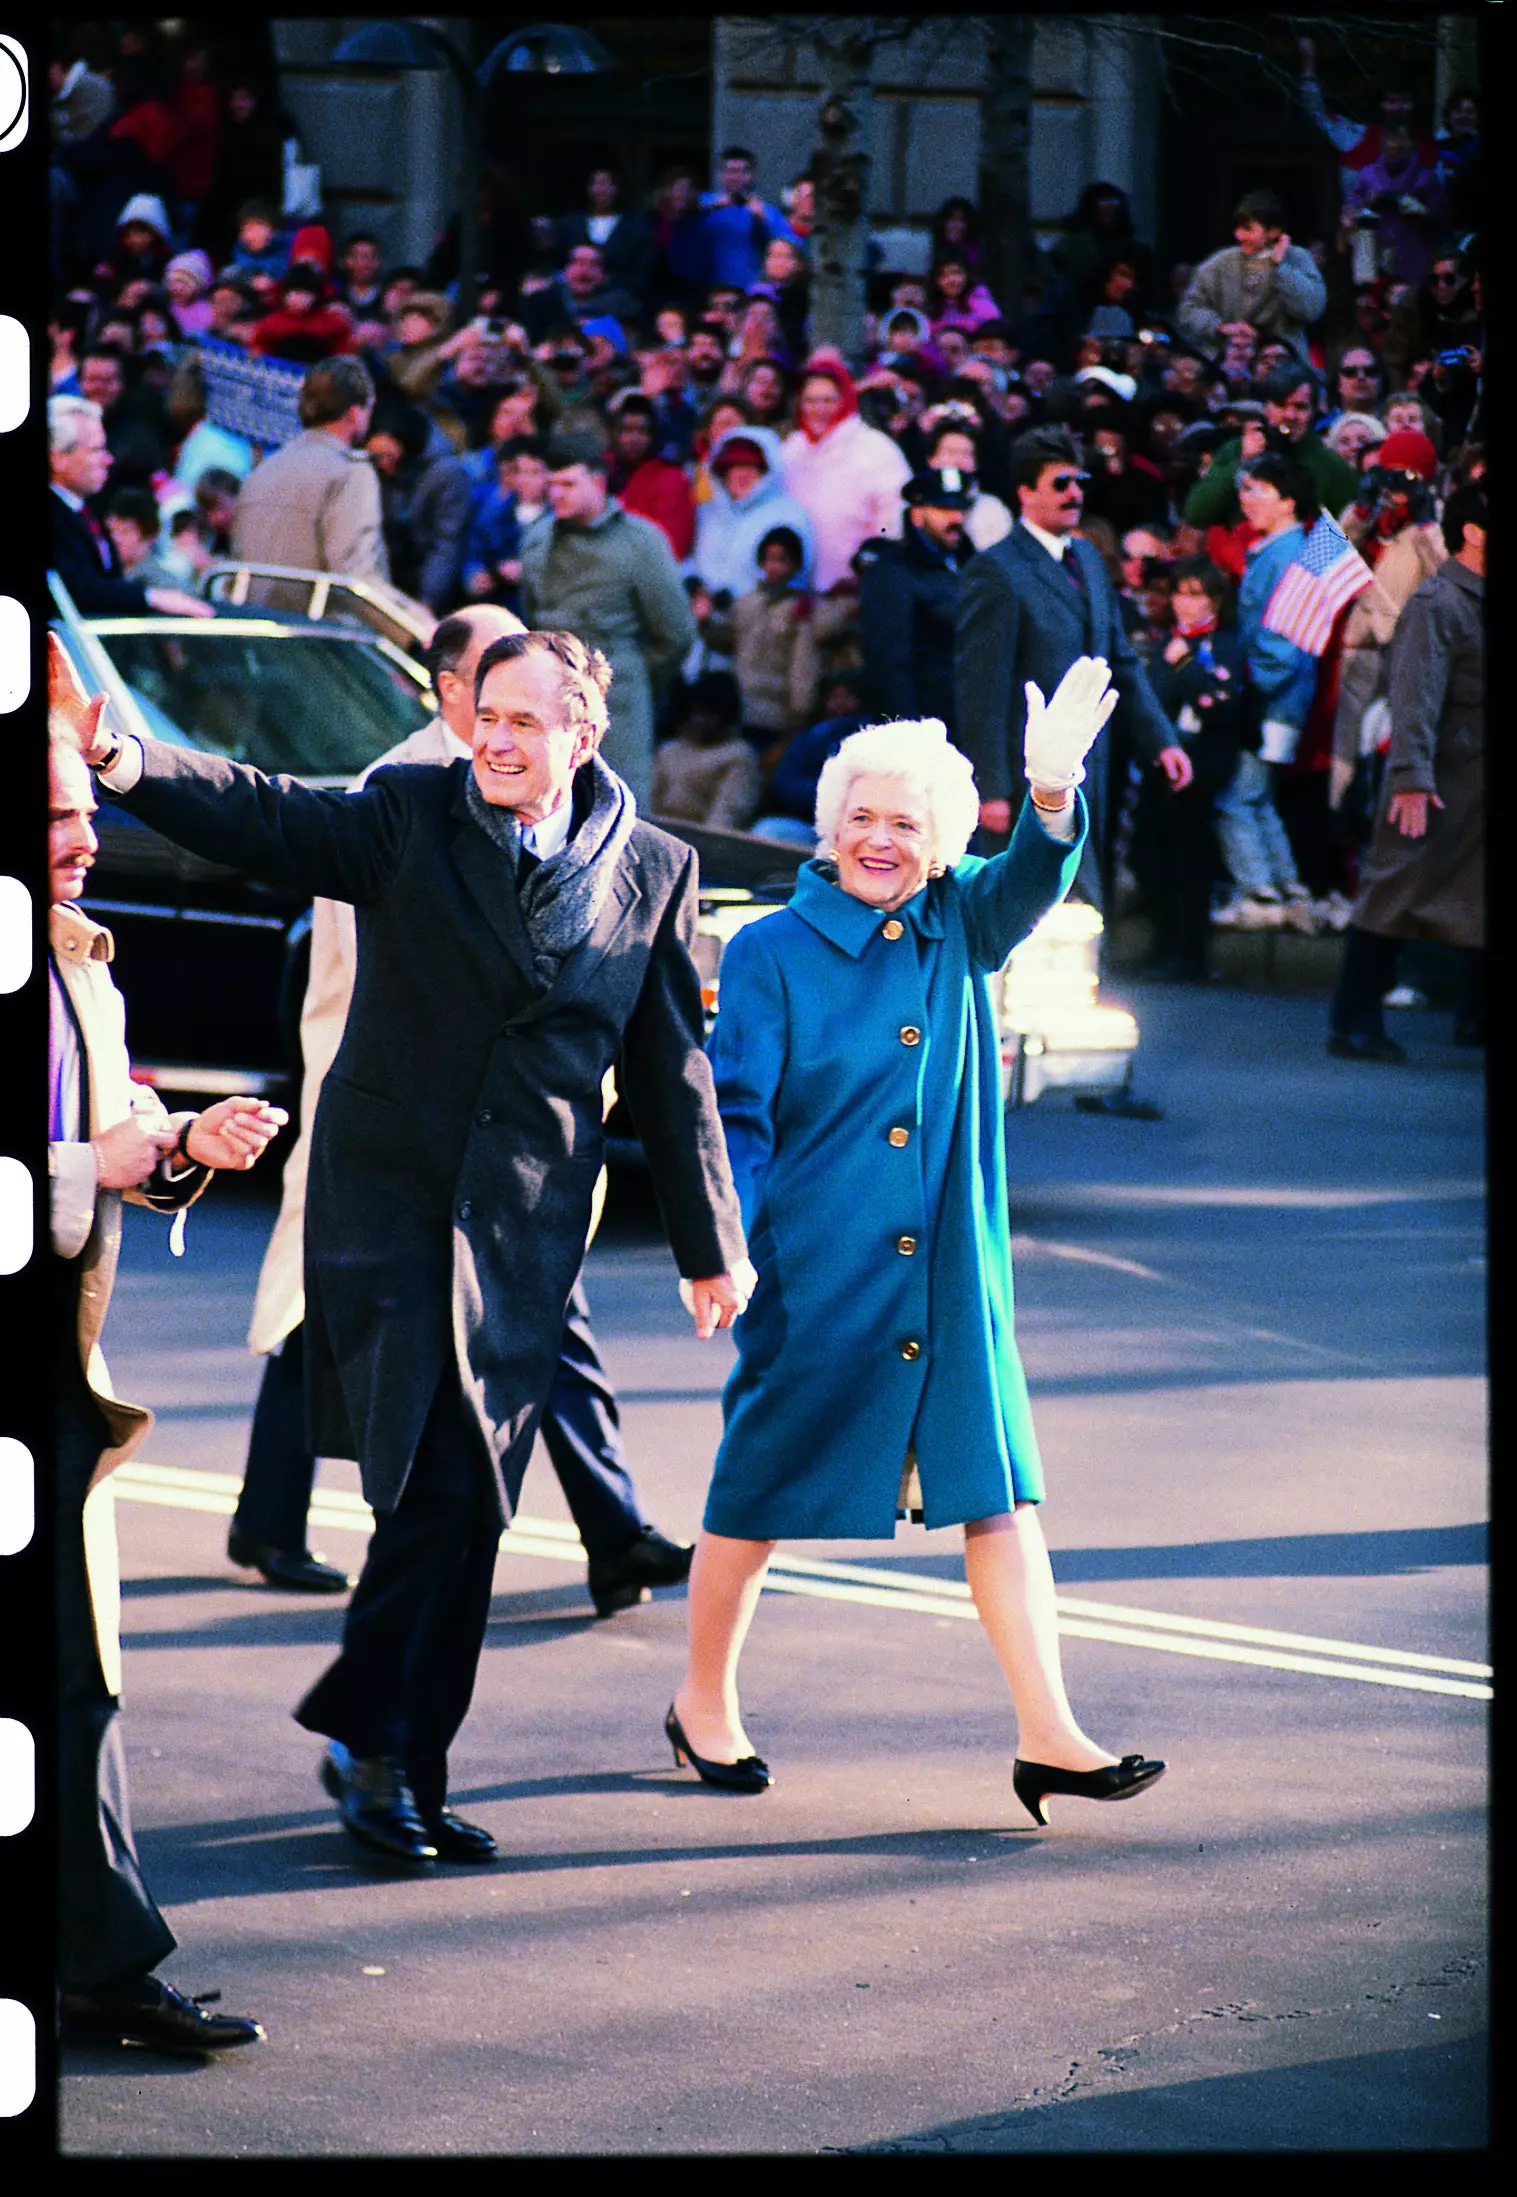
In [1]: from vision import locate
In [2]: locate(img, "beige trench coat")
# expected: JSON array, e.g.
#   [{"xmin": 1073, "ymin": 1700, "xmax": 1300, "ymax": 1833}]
[
  {"xmin": 1330, "ymin": 517, "xmax": 1446, "ymax": 804},
  {"xmin": 51, "ymin": 903, "xmax": 209, "ymax": 1689}
]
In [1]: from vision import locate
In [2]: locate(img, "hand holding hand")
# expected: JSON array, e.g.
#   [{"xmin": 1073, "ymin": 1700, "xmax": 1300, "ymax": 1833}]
[
  {"xmin": 1022, "ymin": 655, "xmax": 1118, "ymax": 792},
  {"xmin": 183, "ymin": 1098, "xmax": 289, "ymax": 1171},
  {"xmin": 680, "ymin": 1259, "xmax": 757, "ymax": 1339}
]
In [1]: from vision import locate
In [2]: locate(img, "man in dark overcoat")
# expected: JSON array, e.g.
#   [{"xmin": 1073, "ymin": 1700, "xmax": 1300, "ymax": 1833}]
[
  {"xmin": 856, "ymin": 466, "xmax": 976, "ymax": 733},
  {"xmin": 1328, "ymin": 481, "xmax": 1485, "ymax": 1059},
  {"xmin": 953, "ymin": 425, "xmax": 1193, "ymax": 911},
  {"xmin": 84, "ymin": 629, "xmax": 751, "ymax": 1871}
]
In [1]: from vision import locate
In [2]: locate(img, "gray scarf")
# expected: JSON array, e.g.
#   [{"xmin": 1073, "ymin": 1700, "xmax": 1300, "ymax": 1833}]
[{"xmin": 465, "ymin": 753, "xmax": 637, "ymax": 988}]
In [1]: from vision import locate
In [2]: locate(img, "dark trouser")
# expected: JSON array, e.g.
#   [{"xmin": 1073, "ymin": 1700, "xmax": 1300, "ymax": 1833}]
[
  {"xmin": 1331, "ymin": 925, "xmax": 1486, "ymax": 1039},
  {"xmin": 236, "ymin": 1278, "xmax": 647, "ymax": 1563},
  {"xmin": 1147, "ymin": 772, "xmax": 1228, "ymax": 974},
  {"xmin": 293, "ymin": 1376, "xmax": 503, "ymax": 1819},
  {"xmin": 56, "ymin": 1319, "xmax": 176, "ymax": 1993}
]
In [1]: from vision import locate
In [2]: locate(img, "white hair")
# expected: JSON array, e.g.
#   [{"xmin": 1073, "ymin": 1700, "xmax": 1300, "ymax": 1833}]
[
  {"xmin": 49, "ymin": 394, "xmax": 103, "ymax": 456},
  {"xmin": 814, "ymin": 718, "xmax": 981, "ymax": 869},
  {"xmin": 1323, "ymin": 410, "xmax": 1387, "ymax": 457}
]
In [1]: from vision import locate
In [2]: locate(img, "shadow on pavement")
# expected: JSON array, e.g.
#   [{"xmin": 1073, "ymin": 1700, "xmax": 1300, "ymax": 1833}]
[{"xmin": 851, "ymin": 2031, "xmax": 1489, "ymax": 2153}]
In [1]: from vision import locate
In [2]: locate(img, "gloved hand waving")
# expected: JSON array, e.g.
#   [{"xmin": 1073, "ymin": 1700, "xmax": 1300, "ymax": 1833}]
[{"xmin": 1022, "ymin": 655, "xmax": 1118, "ymax": 793}]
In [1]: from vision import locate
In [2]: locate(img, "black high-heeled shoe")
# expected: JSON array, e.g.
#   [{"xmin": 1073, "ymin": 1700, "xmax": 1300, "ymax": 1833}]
[
  {"xmin": 1013, "ymin": 1753, "xmax": 1165, "ymax": 1827},
  {"xmin": 665, "ymin": 1705, "xmax": 772, "ymax": 1794}
]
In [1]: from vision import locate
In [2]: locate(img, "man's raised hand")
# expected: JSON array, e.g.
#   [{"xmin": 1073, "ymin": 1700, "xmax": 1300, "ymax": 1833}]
[{"xmin": 47, "ymin": 633, "xmax": 112, "ymax": 762}]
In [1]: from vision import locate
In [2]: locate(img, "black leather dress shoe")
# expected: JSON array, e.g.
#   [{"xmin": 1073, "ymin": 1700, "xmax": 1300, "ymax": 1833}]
[
  {"xmin": 587, "ymin": 1525, "xmax": 694, "ymax": 1617},
  {"xmin": 320, "ymin": 1743, "xmax": 437, "ymax": 1870},
  {"xmin": 420, "ymin": 1808, "xmax": 499, "ymax": 1862},
  {"xmin": 61, "ymin": 1975, "xmax": 265, "ymax": 2056},
  {"xmin": 1326, "ymin": 1032, "xmax": 1407, "ymax": 1064},
  {"xmin": 228, "ymin": 1523, "xmax": 353, "ymax": 1593}
]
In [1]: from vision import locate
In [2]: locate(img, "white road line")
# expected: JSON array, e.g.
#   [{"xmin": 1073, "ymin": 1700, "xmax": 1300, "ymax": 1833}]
[{"xmin": 113, "ymin": 1463, "xmax": 1490, "ymax": 1701}]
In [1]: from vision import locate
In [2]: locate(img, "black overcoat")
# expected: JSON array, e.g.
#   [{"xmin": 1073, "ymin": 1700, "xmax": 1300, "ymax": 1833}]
[
  {"xmin": 953, "ymin": 524, "xmax": 1174, "ymax": 903},
  {"xmin": 113, "ymin": 745, "xmax": 747, "ymax": 1519}
]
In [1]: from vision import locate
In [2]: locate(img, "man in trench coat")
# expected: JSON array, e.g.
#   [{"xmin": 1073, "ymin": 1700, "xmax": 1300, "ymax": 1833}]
[
  {"xmin": 84, "ymin": 628, "xmax": 751, "ymax": 1871},
  {"xmin": 1328, "ymin": 480, "xmax": 1485, "ymax": 1060}
]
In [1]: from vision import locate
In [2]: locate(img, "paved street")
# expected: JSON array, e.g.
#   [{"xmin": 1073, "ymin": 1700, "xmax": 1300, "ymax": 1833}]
[{"xmin": 57, "ymin": 980, "xmax": 1487, "ymax": 2156}]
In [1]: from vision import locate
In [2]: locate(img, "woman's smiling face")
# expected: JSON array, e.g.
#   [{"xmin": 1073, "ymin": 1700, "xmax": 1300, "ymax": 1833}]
[{"xmin": 832, "ymin": 773, "xmax": 935, "ymax": 910}]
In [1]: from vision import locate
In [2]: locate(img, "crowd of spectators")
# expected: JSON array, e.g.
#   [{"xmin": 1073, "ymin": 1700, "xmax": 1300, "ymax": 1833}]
[{"xmin": 50, "ymin": 22, "xmax": 1482, "ymax": 953}]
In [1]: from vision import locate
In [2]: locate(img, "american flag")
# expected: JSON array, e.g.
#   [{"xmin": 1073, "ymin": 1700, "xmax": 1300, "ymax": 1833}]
[{"xmin": 1260, "ymin": 513, "xmax": 1375, "ymax": 656}]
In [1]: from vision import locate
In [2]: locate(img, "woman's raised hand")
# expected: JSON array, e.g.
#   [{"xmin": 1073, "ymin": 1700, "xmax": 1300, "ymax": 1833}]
[{"xmin": 1022, "ymin": 655, "xmax": 1118, "ymax": 792}]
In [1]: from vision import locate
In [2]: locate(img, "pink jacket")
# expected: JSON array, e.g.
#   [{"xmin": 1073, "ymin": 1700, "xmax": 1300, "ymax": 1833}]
[{"xmin": 779, "ymin": 413, "xmax": 910, "ymax": 591}]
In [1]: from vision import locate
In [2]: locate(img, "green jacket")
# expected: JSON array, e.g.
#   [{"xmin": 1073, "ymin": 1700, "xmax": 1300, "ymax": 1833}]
[
  {"xmin": 520, "ymin": 502, "xmax": 699, "ymax": 809},
  {"xmin": 1182, "ymin": 433, "xmax": 1359, "ymax": 533}
]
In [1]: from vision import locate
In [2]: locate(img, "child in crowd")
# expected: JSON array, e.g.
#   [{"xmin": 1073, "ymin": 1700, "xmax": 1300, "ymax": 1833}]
[
  {"xmin": 651, "ymin": 670, "xmax": 762, "ymax": 832},
  {"xmin": 1141, "ymin": 558, "xmax": 1251, "ymax": 979},
  {"xmin": 702, "ymin": 525, "xmax": 819, "ymax": 768},
  {"xmin": 228, "ymin": 200, "xmax": 288, "ymax": 283},
  {"xmin": 462, "ymin": 435, "xmax": 546, "ymax": 611}
]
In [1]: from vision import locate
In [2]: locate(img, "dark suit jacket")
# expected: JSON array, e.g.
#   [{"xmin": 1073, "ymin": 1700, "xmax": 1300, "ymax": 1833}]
[
  {"xmin": 555, "ymin": 210, "xmax": 655, "ymax": 299},
  {"xmin": 113, "ymin": 745, "xmax": 748, "ymax": 1521},
  {"xmin": 954, "ymin": 524, "xmax": 1175, "ymax": 903},
  {"xmin": 50, "ymin": 488, "xmax": 152, "ymax": 616}
]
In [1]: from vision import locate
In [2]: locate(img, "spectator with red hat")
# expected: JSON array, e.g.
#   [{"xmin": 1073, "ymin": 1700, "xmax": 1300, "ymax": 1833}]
[{"xmin": 780, "ymin": 351, "xmax": 911, "ymax": 591}]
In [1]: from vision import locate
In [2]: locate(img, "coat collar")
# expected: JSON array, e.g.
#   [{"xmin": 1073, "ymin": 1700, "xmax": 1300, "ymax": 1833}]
[
  {"xmin": 1443, "ymin": 557, "xmax": 1484, "ymax": 600},
  {"xmin": 789, "ymin": 861, "xmax": 944, "ymax": 958},
  {"xmin": 50, "ymin": 900, "xmax": 114, "ymax": 965}
]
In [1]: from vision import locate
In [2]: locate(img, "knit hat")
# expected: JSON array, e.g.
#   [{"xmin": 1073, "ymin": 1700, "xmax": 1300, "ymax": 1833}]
[
  {"xmin": 288, "ymin": 224, "xmax": 335, "ymax": 275},
  {"xmin": 165, "ymin": 250, "xmax": 213, "ymax": 294},
  {"xmin": 1376, "ymin": 428, "xmax": 1438, "ymax": 479},
  {"xmin": 711, "ymin": 434, "xmax": 768, "ymax": 475}
]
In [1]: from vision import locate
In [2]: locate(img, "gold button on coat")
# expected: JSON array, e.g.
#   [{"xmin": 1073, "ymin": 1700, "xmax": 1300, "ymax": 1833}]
[
  {"xmin": 900, "ymin": 1339, "xmax": 922, "ymax": 1361},
  {"xmin": 897, "ymin": 1235, "xmax": 917, "ymax": 1255},
  {"xmin": 882, "ymin": 919, "xmax": 904, "ymax": 940},
  {"xmin": 888, "ymin": 1127, "xmax": 910, "ymax": 1147},
  {"xmin": 899, "ymin": 1025, "xmax": 921, "ymax": 1046}
]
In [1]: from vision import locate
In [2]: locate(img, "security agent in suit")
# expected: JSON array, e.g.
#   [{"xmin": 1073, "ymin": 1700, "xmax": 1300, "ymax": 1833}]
[
  {"xmin": 954, "ymin": 425, "xmax": 1193, "ymax": 908},
  {"xmin": 856, "ymin": 466, "xmax": 976, "ymax": 732},
  {"xmin": 232, "ymin": 606, "xmax": 697, "ymax": 1617},
  {"xmin": 85, "ymin": 629, "xmax": 753, "ymax": 1873},
  {"xmin": 48, "ymin": 393, "xmax": 213, "ymax": 621},
  {"xmin": 47, "ymin": 666, "xmax": 284, "ymax": 2055}
]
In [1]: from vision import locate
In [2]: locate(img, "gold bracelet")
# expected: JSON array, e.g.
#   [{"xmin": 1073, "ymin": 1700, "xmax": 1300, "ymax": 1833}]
[{"xmin": 1029, "ymin": 789, "xmax": 1072, "ymax": 813}]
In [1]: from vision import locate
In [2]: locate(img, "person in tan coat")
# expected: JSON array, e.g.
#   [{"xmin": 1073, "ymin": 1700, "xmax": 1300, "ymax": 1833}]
[
  {"xmin": 703, "ymin": 525, "xmax": 819, "ymax": 765},
  {"xmin": 48, "ymin": 639, "xmax": 285, "ymax": 2056},
  {"xmin": 1330, "ymin": 429, "xmax": 1446, "ymax": 815},
  {"xmin": 230, "ymin": 355, "xmax": 388, "ymax": 583}
]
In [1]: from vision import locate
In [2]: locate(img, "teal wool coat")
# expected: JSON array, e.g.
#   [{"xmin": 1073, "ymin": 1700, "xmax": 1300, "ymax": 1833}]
[{"xmin": 704, "ymin": 796, "xmax": 1086, "ymax": 1540}]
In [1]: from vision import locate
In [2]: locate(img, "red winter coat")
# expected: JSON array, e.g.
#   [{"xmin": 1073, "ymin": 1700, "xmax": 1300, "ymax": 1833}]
[{"xmin": 614, "ymin": 459, "xmax": 696, "ymax": 562}]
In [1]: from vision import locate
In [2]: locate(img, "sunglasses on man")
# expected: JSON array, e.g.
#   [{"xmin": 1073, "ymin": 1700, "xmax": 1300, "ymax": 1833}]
[
  {"xmin": 1049, "ymin": 472, "xmax": 1089, "ymax": 492},
  {"xmin": 1428, "ymin": 270, "xmax": 1462, "ymax": 288}
]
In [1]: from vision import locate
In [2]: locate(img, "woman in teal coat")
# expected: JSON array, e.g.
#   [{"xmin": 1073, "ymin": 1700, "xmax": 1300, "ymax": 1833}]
[{"xmin": 666, "ymin": 660, "xmax": 1167, "ymax": 1825}]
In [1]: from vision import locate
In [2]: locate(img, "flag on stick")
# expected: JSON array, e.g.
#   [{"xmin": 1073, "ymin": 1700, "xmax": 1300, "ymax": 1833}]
[{"xmin": 1260, "ymin": 512, "xmax": 1375, "ymax": 656}]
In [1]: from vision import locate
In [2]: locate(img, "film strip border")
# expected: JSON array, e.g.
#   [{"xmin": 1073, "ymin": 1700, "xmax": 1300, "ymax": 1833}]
[{"xmin": 0, "ymin": 24, "xmax": 48, "ymax": 2151}]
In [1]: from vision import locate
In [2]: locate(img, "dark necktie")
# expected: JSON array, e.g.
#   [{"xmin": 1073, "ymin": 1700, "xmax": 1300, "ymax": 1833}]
[
  {"xmin": 517, "ymin": 842, "xmax": 540, "ymax": 887},
  {"xmin": 1062, "ymin": 546, "xmax": 1087, "ymax": 602}
]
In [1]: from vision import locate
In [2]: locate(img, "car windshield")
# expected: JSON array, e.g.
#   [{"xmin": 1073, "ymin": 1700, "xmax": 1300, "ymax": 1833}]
[{"xmin": 98, "ymin": 627, "xmax": 434, "ymax": 778}]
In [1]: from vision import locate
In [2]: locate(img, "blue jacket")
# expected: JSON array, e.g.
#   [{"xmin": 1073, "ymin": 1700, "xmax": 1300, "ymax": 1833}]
[
  {"xmin": 698, "ymin": 195, "xmax": 799, "ymax": 291},
  {"xmin": 702, "ymin": 796, "xmax": 1084, "ymax": 1540},
  {"xmin": 688, "ymin": 425, "xmax": 815, "ymax": 597},
  {"xmin": 1237, "ymin": 526, "xmax": 1320, "ymax": 730}
]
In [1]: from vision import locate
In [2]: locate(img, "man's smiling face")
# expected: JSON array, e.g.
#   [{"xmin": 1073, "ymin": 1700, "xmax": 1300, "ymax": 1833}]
[{"xmin": 472, "ymin": 650, "xmax": 594, "ymax": 821}]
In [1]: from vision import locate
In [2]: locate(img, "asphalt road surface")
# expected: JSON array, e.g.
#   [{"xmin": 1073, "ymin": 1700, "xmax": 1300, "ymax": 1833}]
[{"xmin": 56, "ymin": 981, "xmax": 1487, "ymax": 2156}]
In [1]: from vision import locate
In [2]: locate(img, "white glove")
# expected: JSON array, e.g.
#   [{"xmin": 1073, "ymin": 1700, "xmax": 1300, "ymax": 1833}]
[{"xmin": 1022, "ymin": 655, "xmax": 1118, "ymax": 791}]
